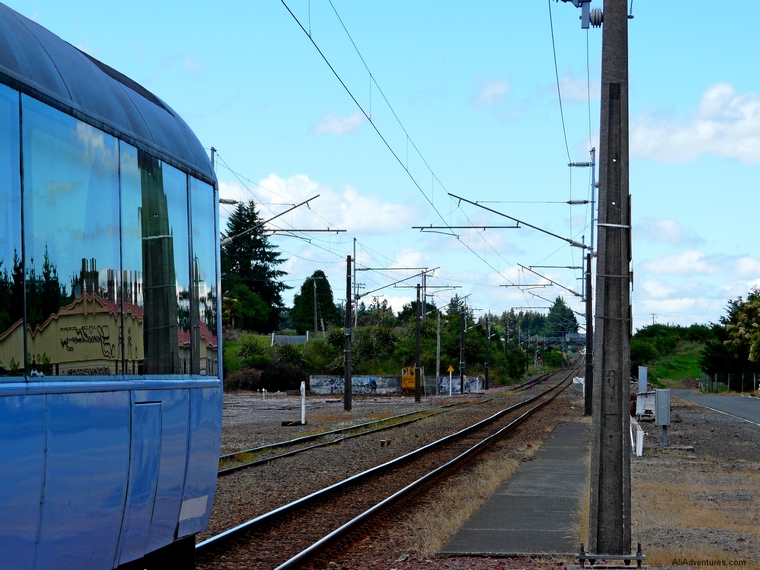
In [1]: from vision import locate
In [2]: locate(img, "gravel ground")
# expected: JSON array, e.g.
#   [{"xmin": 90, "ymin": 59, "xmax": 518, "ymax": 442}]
[{"xmin": 208, "ymin": 386, "xmax": 759, "ymax": 569}]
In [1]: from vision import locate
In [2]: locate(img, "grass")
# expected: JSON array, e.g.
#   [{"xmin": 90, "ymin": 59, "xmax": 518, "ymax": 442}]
[
  {"xmin": 570, "ymin": 434, "xmax": 591, "ymax": 546},
  {"xmin": 648, "ymin": 341, "xmax": 704, "ymax": 384},
  {"xmin": 646, "ymin": 546, "xmax": 754, "ymax": 567},
  {"xmin": 632, "ymin": 459, "xmax": 760, "ymax": 566},
  {"xmin": 394, "ymin": 443, "xmax": 537, "ymax": 557}
]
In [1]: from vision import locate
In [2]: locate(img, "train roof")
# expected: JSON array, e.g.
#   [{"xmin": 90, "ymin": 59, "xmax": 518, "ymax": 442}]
[{"xmin": 0, "ymin": 3, "xmax": 215, "ymax": 183}]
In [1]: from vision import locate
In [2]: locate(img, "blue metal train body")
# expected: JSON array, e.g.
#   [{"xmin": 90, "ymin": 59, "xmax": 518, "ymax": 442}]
[{"xmin": 0, "ymin": 4, "xmax": 222, "ymax": 569}]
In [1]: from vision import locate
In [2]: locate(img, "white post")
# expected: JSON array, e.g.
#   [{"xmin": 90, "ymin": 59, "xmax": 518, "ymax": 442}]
[
  {"xmin": 449, "ymin": 370, "xmax": 452, "ymax": 396},
  {"xmin": 300, "ymin": 381, "xmax": 306, "ymax": 425}
]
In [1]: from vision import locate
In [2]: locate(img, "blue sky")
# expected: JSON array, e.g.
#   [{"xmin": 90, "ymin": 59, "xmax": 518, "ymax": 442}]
[{"xmin": 8, "ymin": 0, "xmax": 760, "ymax": 331}]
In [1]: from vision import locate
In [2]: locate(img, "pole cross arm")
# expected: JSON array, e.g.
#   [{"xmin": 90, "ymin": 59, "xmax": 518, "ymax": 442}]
[
  {"xmin": 449, "ymin": 192, "xmax": 589, "ymax": 250},
  {"xmin": 560, "ymin": 0, "xmax": 592, "ymax": 29},
  {"xmin": 220, "ymin": 195, "xmax": 320, "ymax": 246},
  {"xmin": 518, "ymin": 263, "xmax": 582, "ymax": 297}
]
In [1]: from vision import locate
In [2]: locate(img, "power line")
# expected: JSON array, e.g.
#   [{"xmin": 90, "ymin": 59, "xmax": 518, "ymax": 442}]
[
  {"xmin": 280, "ymin": 0, "xmax": 455, "ymax": 239},
  {"xmin": 547, "ymin": 0, "xmax": 571, "ymax": 164},
  {"xmin": 281, "ymin": 0, "xmax": 552, "ymax": 293}
]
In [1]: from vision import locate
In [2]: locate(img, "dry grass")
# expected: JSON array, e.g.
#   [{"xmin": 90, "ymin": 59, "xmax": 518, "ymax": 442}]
[
  {"xmin": 633, "ymin": 465, "xmax": 760, "ymax": 533},
  {"xmin": 394, "ymin": 443, "xmax": 538, "ymax": 557},
  {"xmin": 632, "ymin": 458, "xmax": 760, "ymax": 566},
  {"xmin": 569, "ymin": 469, "xmax": 590, "ymax": 545},
  {"xmin": 645, "ymin": 546, "xmax": 754, "ymax": 567},
  {"xmin": 569, "ymin": 415, "xmax": 592, "ymax": 545}
]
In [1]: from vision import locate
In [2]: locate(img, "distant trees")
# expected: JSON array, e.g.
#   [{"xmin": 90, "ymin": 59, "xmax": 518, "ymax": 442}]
[
  {"xmin": 700, "ymin": 288, "xmax": 760, "ymax": 377},
  {"xmin": 291, "ymin": 270, "xmax": 342, "ymax": 335},
  {"xmin": 631, "ymin": 323, "xmax": 713, "ymax": 377},
  {"xmin": 544, "ymin": 296, "xmax": 578, "ymax": 336},
  {"xmin": 223, "ymin": 289, "xmax": 585, "ymax": 391},
  {"xmin": 221, "ymin": 201, "xmax": 289, "ymax": 333}
]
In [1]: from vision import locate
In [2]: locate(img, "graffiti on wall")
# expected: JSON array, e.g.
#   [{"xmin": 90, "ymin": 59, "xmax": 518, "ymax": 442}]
[
  {"xmin": 322, "ymin": 376, "xmax": 378, "ymax": 395},
  {"xmin": 436, "ymin": 375, "xmax": 483, "ymax": 394}
]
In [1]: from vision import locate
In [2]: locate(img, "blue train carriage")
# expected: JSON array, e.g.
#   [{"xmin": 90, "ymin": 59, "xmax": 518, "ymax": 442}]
[{"xmin": 0, "ymin": 4, "xmax": 222, "ymax": 569}]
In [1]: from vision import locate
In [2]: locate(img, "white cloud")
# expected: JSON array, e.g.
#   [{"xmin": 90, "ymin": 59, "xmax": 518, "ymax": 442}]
[
  {"xmin": 735, "ymin": 256, "xmax": 760, "ymax": 278},
  {"xmin": 638, "ymin": 278, "xmax": 678, "ymax": 298},
  {"xmin": 219, "ymin": 173, "xmax": 417, "ymax": 236},
  {"xmin": 632, "ymin": 83, "xmax": 760, "ymax": 163},
  {"xmin": 635, "ymin": 217, "xmax": 702, "ymax": 246},
  {"xmin": 392, "ymin": 247, "xmax": 429, "ymax": 269},
  {"xmin": 638, "ymin": 250, "xmax": 719, "ymax": 276},
  {"xmin": 313, "ymin": 111, "xmax": 366, "ymax": 135},
  {"xmin": 557, "ymin": 73, "xmax": 599, "ymax": 103},
  {"xmin": 183, "ymin": 56, "xmax": 204, "ymax": 77},
  {"xmin": 470, "ymin": 78, "xmax": 510, "ymax": 108}
]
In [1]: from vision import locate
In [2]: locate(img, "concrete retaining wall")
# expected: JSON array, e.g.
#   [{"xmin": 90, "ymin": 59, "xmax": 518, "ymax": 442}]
[{"xmin": 310, "ymin": 374, "xmax": 483, "ymax": 395}]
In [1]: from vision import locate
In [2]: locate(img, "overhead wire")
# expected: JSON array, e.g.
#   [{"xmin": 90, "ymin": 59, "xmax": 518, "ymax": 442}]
[
  {"xmin": 547, "ymin": 0, "xmax": 572, "ymax": 165},
  {"xmin": 280, "ymin": 0, "xmax": 456, "ymax": 239},
  {"xmin": 279, "ymin": 0, "xmax": 539, "ymax": 299},
  {"xmin": 225, "ymin": 2, "xmax": 601, "ymax": 311}
]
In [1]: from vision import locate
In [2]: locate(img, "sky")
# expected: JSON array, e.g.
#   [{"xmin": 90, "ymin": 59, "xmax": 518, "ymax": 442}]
[{"xmin": 7, "ymin": 0, "xmax": 760, "ymax": 331}]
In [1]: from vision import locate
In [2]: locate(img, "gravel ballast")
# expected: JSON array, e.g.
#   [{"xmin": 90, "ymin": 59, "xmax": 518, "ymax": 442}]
[{"xmin": 204, "ymin": 387, "xmax": 759, "ymax": 569}]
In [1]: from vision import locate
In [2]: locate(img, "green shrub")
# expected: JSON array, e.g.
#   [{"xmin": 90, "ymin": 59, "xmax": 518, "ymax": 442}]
[{"xmin": 238, "ymin": 334, "xmax": 272, "ymax": 368}]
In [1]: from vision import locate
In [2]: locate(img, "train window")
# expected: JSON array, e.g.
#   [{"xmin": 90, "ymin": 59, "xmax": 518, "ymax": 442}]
[
  {"xmin": 120, "ymin": 142, "xmax": 191, "ymax": 375},
  {"xmin": 0, "ymin": 85, "xmax": 21, "ymax": 379},
  {"xmin": 22, "ymin": 96, "xmax": 120, "ymax": 377},
  {"xmin": 190, "ymin": 177, "xmax": 218, "ymax": 375}
]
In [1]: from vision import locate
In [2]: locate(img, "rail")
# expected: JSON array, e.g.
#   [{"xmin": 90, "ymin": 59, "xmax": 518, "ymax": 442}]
[{"xmin": 196, "ymin": 368, "xmax": 576, "ymax": 563}]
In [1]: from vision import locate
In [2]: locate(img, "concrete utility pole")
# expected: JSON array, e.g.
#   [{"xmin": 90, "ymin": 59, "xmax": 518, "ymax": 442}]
[
  {"xmin": 589, "ymin": 0, "xmax": 632, "ymax": 557},
  {"xmin": 313, "ymin": 276, "xmax": 319, "ymax": 336},
  {"xmin": 415, "ymin": 284, "xmax": 422, "ymax": 403},
  {"xmin": 344, "ymin": 255, "xmax": 352, "ymax": 411},
  {"xmin": 586, "ymin": 146, "xmax": 597, "ymax": 416},
  {"xmin": 459, "ymin": 302, "xmax": 466, "ymax": 394},
  {"xmin": 585, "ymin": 251, "xmax": 594, "ymax": 415},
  {"xmin": 485, "ymin": 313, "xmax": 490, "ymax": 390}
]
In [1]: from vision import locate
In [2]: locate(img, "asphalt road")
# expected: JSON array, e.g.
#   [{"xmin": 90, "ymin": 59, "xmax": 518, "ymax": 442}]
[{"xmin": 671, "ymin": 389, "xmax": 760, "ymax": 426}]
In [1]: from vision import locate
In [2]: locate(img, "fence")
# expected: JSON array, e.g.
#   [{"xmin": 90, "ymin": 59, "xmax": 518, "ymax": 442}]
[
  {"xmin": 699, "ymin": 372, "xmax": 758, "ymax": 394},
  {"xmin": 271, "ymin": 333, "xmax": 308, "ymax": 346},
  {"xmin": 309, "ymin": 375, "xmax": 484, "ymax": 396}
]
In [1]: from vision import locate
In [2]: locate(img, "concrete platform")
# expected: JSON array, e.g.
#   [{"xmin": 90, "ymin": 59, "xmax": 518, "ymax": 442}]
[{"xmin": 438, "ymin": 422, "xmax": 590, "ymax": 558}]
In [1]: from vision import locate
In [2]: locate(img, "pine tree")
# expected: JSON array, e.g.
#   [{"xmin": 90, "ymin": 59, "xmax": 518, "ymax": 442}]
[
  {"xmin": 291, "ymin": 270, "xmax": 341, "ymax": 335},
  {"xmin": 545, "ymin": 296, "xmax": 579, "ymax": 336},
  {"xmin": 221, "ymin": 201, "xmax": 289, "ymax": 332}
]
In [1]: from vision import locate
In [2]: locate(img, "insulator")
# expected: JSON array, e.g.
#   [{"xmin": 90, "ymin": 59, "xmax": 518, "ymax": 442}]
[{"xmin": 590, "ymin": 7, "xmax": 603, "ymax": 27}]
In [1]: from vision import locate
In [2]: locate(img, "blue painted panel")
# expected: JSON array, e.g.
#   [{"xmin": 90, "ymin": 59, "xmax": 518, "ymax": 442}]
[
  {"xmin": 36, "ymin": 392, "xmax": 130, "ymax": 570},
  {"xmin": 133, "ymin": 389, "xmax": 190, "ymax": 553},
  {"xmin": 177, "ymin": 385, "xmax": 223, "ymax": 536},
  {"xmin": 0, "ymin": 396, "xmax": 45, "ymax": 570},
  {"xmin": 0, "ymin": 377, "xmax": 220, "ymax": 397},
  {"xmin": 116, "ymin": 402, "xmax": 162, "ymax": 565}
]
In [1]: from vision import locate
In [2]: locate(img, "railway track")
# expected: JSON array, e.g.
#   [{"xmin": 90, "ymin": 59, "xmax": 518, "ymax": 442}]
[
  {"xmin": 197, "ymin": 367, "xmax": 579, "ymax": 569},
  {"xmin": 218, "ymin": 396, "xmax": 496, "ymax": 475}
]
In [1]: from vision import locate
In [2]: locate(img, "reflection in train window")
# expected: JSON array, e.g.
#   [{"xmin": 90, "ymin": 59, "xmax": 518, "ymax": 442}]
[
  {"xmin": 190, "ymin": 177, "xmax": 219, "ymax": 375},
  {"xmin": 22, "ymin": 96, "xmax": 120, "ymax": 377},
  {"xmin": 121, "ymin": 142, "xmax": 190, "ymax": 375},
  {"xmin": 0, "ymin": 85, "xmax": 21, "ymax": 378}
]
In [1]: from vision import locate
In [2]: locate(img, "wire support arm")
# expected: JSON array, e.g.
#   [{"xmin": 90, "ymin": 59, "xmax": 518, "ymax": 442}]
[
  {"xmin": 518, "ymin": 263, "xmax": 582, "ymax": 297},
  {"xmin": 357, "ymin": 268, "xmax": 439, "ymax": 300},
  {"xmin": 220, "ymin": 195, "xmax": 320, "ymax": 245},
  {"xmin": 449, "ymin": 193, "xmax": 588, "ymax": 250}
]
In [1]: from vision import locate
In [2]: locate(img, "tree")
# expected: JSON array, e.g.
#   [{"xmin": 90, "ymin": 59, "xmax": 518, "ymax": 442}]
[
  {"xmin": 221, "ymin": 201, "xmax": 289, "ymax": 332},
  {"xmin": 544, "ymin": 296, "xmax": 578, "ymax": 337},
  {"xmin": 725, "ymin": 289, "xmax": 760, "ymax": 363},
  {"xmin": 701, "ymin": 289, "xmax": 760, "ymax": 378},
  {"xmin": 291, "ymin": 270, "xmax": 341, "ymax": 335}
]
